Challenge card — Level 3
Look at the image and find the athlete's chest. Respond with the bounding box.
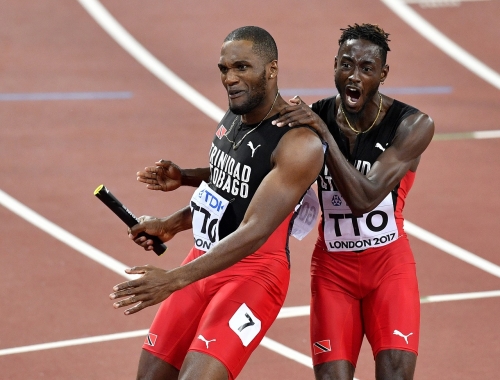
[336,124,394,165]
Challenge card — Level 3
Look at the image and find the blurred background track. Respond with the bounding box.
[0,1,499,378]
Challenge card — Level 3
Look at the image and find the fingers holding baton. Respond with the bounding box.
[94,185,167,256]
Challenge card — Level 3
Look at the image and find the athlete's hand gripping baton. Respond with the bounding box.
[94,184,167,256]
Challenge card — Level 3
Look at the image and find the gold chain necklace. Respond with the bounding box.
[224,91,279,150]
[340,92,382,135]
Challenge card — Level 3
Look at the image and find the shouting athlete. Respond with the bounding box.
[273,23,435,380]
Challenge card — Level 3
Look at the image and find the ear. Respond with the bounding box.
[268,60,278,79]
[334,56,338,73]
[380,64,389,84]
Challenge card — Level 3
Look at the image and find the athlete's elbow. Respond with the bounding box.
[348,200,378,216]
[248,230,273,252]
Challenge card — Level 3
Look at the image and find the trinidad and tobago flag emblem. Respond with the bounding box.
[216,124,227,139]
[144,333,158,347]
[313,340,331,355]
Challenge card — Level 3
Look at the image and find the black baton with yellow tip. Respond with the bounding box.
[94,184,167,256]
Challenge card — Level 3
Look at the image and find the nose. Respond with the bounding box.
[348,67,361,83]
[224,69,239,86]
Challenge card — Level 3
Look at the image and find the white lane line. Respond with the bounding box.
[277,305,310,319]
[433,130,500,141]
[421,289,500,303]
[260,337,313,368]
[381,0,500,90]
[0,330,149,356]
[4,288,499,357]
[0,328,321,376]
[275,289,500,320]
[76,0,224,123]
[0,306,311,357]
[405,221,500,278]
[474,130,500,139]
[0,189,135,280]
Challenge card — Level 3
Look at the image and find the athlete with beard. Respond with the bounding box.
[109,26,324,380]
[273,24,434,380]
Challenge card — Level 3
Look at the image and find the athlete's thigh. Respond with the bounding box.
[311,270,363,368]
[363,260,420,358]
[189,275,288,380]
[141,281,207,371]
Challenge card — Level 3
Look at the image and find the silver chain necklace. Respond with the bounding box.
[224,91,279,150]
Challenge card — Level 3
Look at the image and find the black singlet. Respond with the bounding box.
[208,111,298,240]
[312,97,419,207]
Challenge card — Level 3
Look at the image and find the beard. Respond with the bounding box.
[229,70,267,115]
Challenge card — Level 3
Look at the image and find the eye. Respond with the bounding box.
[218,66,228,74]
[237,64,248,71]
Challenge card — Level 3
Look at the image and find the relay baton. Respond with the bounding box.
[94,184,167,256]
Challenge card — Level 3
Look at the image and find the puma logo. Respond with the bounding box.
[393,330,413,344]
[198,334,216,348]
[238,313,255,332]
[247,141,261,157]
[375,142,386,152]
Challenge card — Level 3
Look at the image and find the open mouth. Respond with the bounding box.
[228,89,244,99]
[345,87,361,106]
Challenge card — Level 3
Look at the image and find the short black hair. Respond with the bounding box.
[338,23,391,65]
[224,26,278,63]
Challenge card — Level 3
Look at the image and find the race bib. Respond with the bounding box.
[229,303,262,347]
[291,187,320,240]
[322,190,398,251]
[190,181,229,251]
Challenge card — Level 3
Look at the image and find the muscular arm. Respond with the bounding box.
[274,97,435,215]
[322,112,434,214]
[111,128,324,314]
[176,128,324,281]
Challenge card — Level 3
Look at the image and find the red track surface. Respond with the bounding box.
[1,1,499,379]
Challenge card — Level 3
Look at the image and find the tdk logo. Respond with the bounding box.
[200,189,225,212]
[332,194,342,206]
